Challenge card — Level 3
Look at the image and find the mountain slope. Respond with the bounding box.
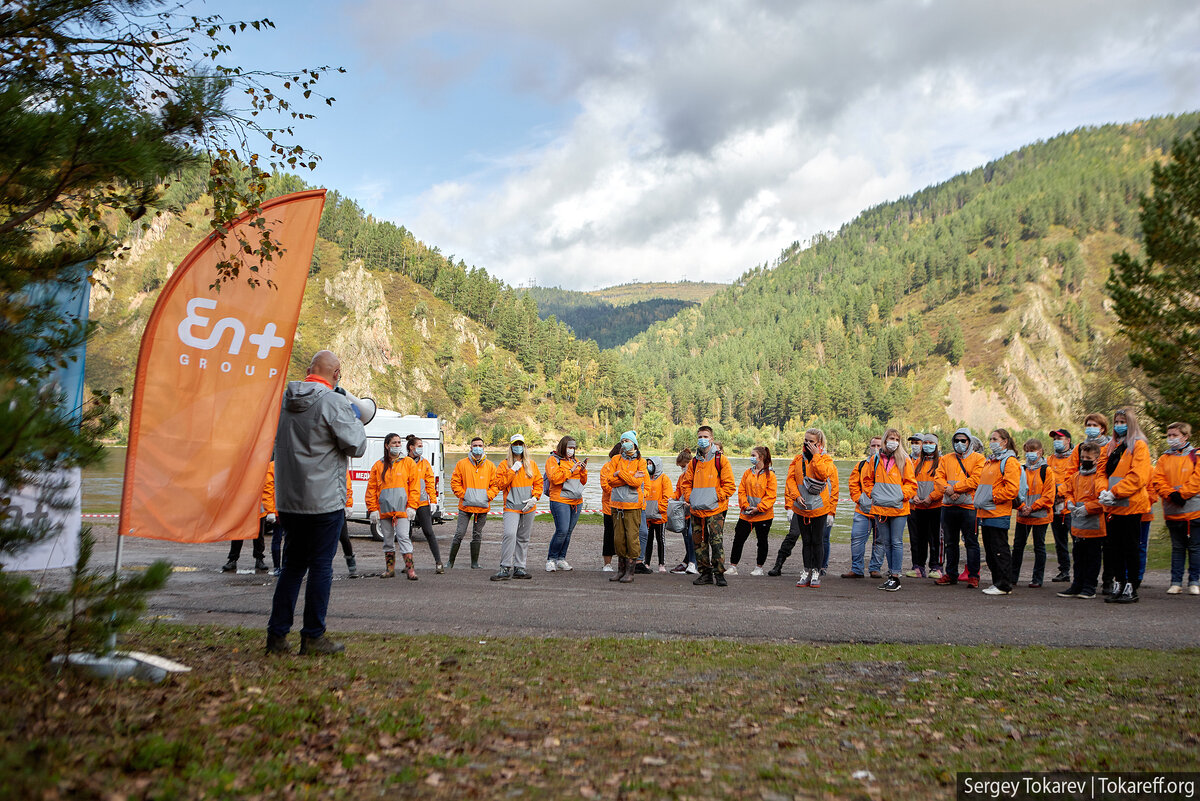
[620,114,1199,447]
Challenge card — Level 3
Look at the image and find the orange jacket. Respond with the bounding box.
[411,457,436,508]
[677,449,736,518]
[600,458,615,515]
[346,472,352,509]
[1101,438,1151,517]
[260,462,276,518]
[1151,447,1200,521]
[645,474,673,522]
[954,451,1020,521]
[848,459,872,516]
[545,453,589,506]
[451,455,497,513]
[1064,470,1106,538]
[365,458,418,519]
[1047,452,1073,516]
[828,462,840,519]
[602,454,647,511]
[1016,461,1056,526]
[1143,483,1158,523]
[861,453,917,517]
[491,459,543,515]
[935,451,985,508]
[785,453,836,518]
[738,468,777,523]
[911,456,943,509]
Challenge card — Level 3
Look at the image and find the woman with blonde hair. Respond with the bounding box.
[1100,407,1152,604]
[489,433,543,581]
[861,427,917,592]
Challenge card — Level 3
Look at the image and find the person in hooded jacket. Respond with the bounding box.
[951,428,1020,595]
[1056,440,1108,599]
[545,436,588,572]
[602,430,647,583]
[449,437,496,569]
[641,456,673,572]
[224,461,274,574]
[773,429,836,587]
[1099,407,1152,604]
[677,425,736,587]
[267,350,366,656]
[729,446,776,576]
[599,440,622,572]
[404,435,444,573]
[489,433,543,581]
[366,432,420,580]
[1047,428,1075,583]
[669,448,699,574]
[861,428,918,592]
[907,433,944,579]
[934,428,985,587]
[844,436,886,579]
[1011,438,1056,587]
[1152,421,1200,594]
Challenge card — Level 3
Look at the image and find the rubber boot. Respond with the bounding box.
[382,552,396,578]
[448,541,461,568]
[470,541,481,569]
[610,556,626,582]
[619,555,634,583]
[403,552,418,581]
[346,555,358,578]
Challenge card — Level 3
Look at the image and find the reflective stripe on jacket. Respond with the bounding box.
[849,459,871,516]
[785,453,835,518]
[412,457,436,508]
[546,454,588,505]
[1065,471,1106,538]
[645,474,673,522]
[1016,464,1055,525]
[1102,438,1151,516]
[861,453,917,517]
[365,458,418,519]
[738,467,776,523]
[677,449,736,518]
[955,453,1020,520]
[451,456,496,513]
[1151,448,1200,520]
[935,452,984,508]
[603,454,647,510]
[913,457,943,509]
[491,460,543,514]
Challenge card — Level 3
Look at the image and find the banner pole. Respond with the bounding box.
[107,532,125,652]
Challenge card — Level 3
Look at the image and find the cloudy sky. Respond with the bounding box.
[208,0,1200,290]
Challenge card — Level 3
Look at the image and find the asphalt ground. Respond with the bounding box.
[72,519,1200,650]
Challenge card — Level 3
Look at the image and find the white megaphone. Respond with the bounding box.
[335,387,377,425]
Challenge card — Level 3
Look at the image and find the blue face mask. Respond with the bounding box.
[953,441,968,455]
[1114,424,1128,437]
[697,437,710,450]
[922,443,936,454]
[1053,440,1068,453]
[471,446,484,457]
[1085,426,1101,439]
[621,440,635,453]
[910,445,921,458]
[1025,453,1038,465]
[990,442,1004,457]
[512,445,524,456]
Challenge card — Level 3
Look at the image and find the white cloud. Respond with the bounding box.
[351,0,1200,288]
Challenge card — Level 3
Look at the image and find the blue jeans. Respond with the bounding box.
[681,516,696,565]
[1168,519,1200,585]
[268,510,343,639]
[822,518,832,570]
[1138,520,1150,582]
[638,512,649,562]
[270,519,286,569]
[849,513,886,575]
[547,501,581,561]
[877,515,907,576]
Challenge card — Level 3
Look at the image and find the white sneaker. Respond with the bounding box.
[1167,584,1182,594]
[556,559,573,571]
[751,566,765,576]
[602,563,615,572]
[726,565,739,576]
[795,569,810,587]
[685,563,699,575]
[1189,584,1200,596]
[982,585,1011,596]
[928,568,944,579]
[545,560,557,572]
[658,564,667,573]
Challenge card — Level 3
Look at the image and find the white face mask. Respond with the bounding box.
[412,447,423,458]
[567,447,576,457]
[388,446,402,457]
[885,440,899,453]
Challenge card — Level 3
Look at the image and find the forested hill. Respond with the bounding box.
[620,114,1200,451]
[520,286,698,349]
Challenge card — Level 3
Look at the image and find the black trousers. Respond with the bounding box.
[909,507,943,568]
[730,518,772,566]
[228,518,268,560]
[942,506,980,578]
[413,505,442,564]
[1070,535,1103,594]
[1011,522,1048,584]
[1050,513,1072,575]
[980,523,1013,592]
[603,513,615,557]
[1106,513,1142,588]
[776,514,824,570]
[644,521,666,564]
[339,520,354,558]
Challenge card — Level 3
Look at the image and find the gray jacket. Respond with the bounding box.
[273,381,367,514]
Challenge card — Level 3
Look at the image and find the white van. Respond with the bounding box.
[348,411,444,532]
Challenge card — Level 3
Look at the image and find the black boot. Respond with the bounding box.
[448,541,461,568]
[610,557,626,582]
[470,541,481,569]
[766,558,783,577]
[222,558,238,573]
[265,634,291,655]
[693,570,714,585]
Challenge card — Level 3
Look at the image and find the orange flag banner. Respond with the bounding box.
[119,190,326,543]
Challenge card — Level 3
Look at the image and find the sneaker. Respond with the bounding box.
[221,559,238,573]
[726,565,739,576]
[841,571,864,579]
[1190,585,1200,596]
[928,569,944,580]
[903,566,926,578]
[714,573,728,587]
[490,567,512,581]
[435,563,445,575]
[966,576,979,589]
[633,562,653,574]
[602,563,615,572]
[878,576,901,592]
[512,568,532,580]
[298,634,345,656]
[658,564,668,573]
[935,574,957,585]
[809,571,822,588]
[982,585,1011,596]
[556,559,573,572]
[1167,584,1182,595]
[670,563,688,574]
[546,560,558,572]
[1056,588,1081,598]
[819,568,827,576]
[1076,589,1096,599]
[750,566,765,576]
[270,567,282,577]
[1028,581,1042,589]
[686,563,699,575]
[958,568,970,582]
[1051,571,1071,583]
[795,569,810,587]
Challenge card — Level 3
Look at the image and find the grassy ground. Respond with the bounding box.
[6,626,1198,800]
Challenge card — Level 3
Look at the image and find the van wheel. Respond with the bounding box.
[369,521,384,542]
